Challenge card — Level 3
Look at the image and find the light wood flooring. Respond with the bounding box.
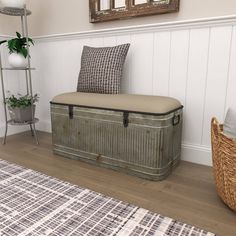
[0,131,235,236]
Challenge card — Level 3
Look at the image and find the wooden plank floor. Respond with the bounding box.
[0,131,235,236]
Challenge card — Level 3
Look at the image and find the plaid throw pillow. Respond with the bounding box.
[77,44,130,94]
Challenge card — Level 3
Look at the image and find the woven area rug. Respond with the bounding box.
[0,159,216,236]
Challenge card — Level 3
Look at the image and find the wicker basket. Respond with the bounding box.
[211,118,236,211]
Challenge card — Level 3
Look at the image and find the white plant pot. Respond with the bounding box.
[0,0,26,8]
[8,53,28,68]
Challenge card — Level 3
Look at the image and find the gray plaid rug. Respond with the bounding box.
[0,159,215,236]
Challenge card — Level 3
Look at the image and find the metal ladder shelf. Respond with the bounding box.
[0,5,39,145]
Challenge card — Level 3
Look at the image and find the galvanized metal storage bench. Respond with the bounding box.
[50,92,183,180]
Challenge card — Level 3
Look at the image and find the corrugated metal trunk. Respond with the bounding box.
[51,104,183,180]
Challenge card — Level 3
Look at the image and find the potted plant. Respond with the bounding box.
[5,92,39,123]
[0,32,34,68]
[0,0,26,8]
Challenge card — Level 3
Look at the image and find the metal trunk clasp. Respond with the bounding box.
[123,112,129,128]
[68,105,74,119]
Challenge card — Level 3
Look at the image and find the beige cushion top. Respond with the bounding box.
[52,92,182,114]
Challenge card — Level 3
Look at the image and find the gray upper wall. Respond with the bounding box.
[1,0,236,36]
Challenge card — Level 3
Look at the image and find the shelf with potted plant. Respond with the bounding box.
[0,32,34,68]
[6,92,39,126]
[0,2,39,145]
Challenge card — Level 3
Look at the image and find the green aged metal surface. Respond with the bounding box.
[51,104,183,181]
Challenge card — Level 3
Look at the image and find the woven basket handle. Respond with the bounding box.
[211,117,221,135]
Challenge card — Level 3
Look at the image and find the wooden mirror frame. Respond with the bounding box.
[89,0,180,23]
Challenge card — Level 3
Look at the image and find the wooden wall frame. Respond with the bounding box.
[89,0,180,23]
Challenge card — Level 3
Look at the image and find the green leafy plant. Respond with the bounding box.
[6,92,39,108]
[0,32,34,58]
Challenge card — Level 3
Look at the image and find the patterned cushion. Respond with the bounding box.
[77,44,130,94]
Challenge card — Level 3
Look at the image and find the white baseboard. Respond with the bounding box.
[37,120,51,133]
[0,123,29,138]
[0,120,51,139]
[181,143,212,166]
[36,120,212,166]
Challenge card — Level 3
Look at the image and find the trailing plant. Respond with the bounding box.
[0,32,34,58]
[6,92,39,108]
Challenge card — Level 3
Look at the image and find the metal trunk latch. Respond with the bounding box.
[123,112,129,128]
[68,105,74,119]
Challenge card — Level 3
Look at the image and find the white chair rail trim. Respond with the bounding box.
[33,15,236,42]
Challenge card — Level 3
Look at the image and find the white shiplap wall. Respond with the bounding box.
[1,16,236,166]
